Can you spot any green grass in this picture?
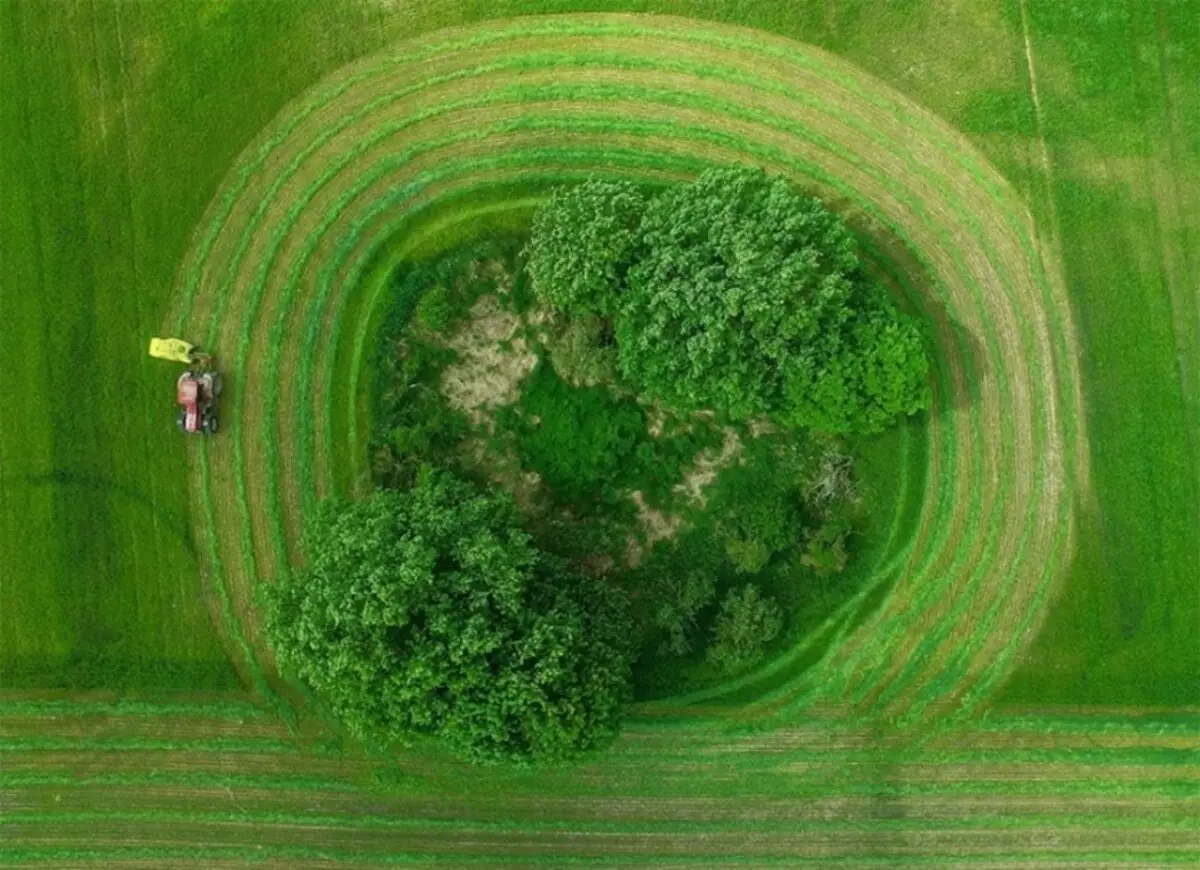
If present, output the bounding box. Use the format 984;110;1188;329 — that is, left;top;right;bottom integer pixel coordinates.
0;0;397;690
2;0;1199;864
0;1;241;689
996;0;1200;707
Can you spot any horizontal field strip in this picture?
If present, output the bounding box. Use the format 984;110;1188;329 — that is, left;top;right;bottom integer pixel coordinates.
4;717;1198;793
3;816;1197;857
0;696;265;720
4;728;1198;862
3;711;1195;781
8;766;1197;803
2;806;1200;840
6;849;1200;869
2;788;1198;829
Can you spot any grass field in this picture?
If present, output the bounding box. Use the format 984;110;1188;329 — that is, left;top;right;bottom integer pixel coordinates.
1;0;1197;865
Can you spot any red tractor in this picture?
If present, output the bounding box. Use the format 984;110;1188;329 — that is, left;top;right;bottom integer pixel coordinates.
148;338;223;436
176;370;222;434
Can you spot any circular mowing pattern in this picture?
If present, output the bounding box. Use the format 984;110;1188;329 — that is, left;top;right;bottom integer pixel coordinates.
167;14;1088;725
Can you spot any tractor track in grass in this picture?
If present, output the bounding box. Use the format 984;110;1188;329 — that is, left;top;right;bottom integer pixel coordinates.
5;780;1198;827
5;816;1198;862
165;14;1085;738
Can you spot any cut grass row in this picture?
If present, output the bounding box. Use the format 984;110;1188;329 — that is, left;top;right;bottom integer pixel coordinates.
4;706;1195;793
4;718;1198;866
0;697;264;720
5;806;1200;836
6;850;1199;868
168;16;1084;727
6;782;1198;825
5;765;1199;801
3;817;1198;866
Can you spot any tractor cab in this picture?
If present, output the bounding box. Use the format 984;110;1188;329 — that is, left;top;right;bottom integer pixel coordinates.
176;371;221;434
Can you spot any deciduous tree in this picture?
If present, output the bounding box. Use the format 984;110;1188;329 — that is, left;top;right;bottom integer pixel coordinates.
527;167;932;434
526;178;646;316
266;468;633;765
707;584;783;673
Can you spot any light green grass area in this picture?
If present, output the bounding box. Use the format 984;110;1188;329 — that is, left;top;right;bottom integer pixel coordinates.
994;0;1200;706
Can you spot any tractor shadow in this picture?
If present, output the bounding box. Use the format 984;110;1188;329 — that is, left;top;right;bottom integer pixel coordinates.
211;363;236;438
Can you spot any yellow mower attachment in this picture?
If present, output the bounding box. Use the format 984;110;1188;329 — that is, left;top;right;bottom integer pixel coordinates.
148;337;211;367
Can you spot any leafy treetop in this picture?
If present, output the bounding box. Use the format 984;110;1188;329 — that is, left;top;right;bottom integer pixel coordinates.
707;584;784;674
526;167;931;434
526;178;646;317
266;468;633;765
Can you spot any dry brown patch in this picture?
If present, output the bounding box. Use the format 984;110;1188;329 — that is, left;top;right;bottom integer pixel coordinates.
674;426;742;506
440;294;537;426
627;490;681;555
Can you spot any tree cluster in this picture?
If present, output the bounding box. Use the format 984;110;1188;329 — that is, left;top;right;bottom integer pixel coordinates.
270;169;930;768
266;469;633;766
525;167;931;434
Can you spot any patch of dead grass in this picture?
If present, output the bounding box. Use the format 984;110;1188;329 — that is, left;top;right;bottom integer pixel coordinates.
673;427;743;507
440;294;537;427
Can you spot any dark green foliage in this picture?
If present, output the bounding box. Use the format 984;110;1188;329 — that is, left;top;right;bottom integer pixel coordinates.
652;571;718;656
618;167;862;421
367;233;877;703
710;453;806;576
500;361;645;503
414;284;456;332
707;584;784;674
704;438;808;574
779;306;932;434
371;333;468;490
526;178;646;316
370;242;519;489
801;516;852;577
545;314;618;387
500;361;718;509
265;469;633;765
528;167;932;434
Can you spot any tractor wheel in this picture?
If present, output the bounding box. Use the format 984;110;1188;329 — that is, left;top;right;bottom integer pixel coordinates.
210;373;223;397
177;410;187;432
205;414;219;434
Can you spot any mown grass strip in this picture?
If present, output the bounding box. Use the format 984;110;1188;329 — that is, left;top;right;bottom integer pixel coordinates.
0;736;300;754
5;806;1199;836
194;447;273;705
0;699;266;720
2;846;1198;867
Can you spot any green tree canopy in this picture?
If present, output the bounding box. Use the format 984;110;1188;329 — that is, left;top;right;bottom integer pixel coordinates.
527;167;932;434
266;469;633;765
526;178;646;316
707;584;784;674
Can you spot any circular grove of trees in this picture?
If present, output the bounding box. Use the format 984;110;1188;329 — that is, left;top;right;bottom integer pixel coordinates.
266;167;932;766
